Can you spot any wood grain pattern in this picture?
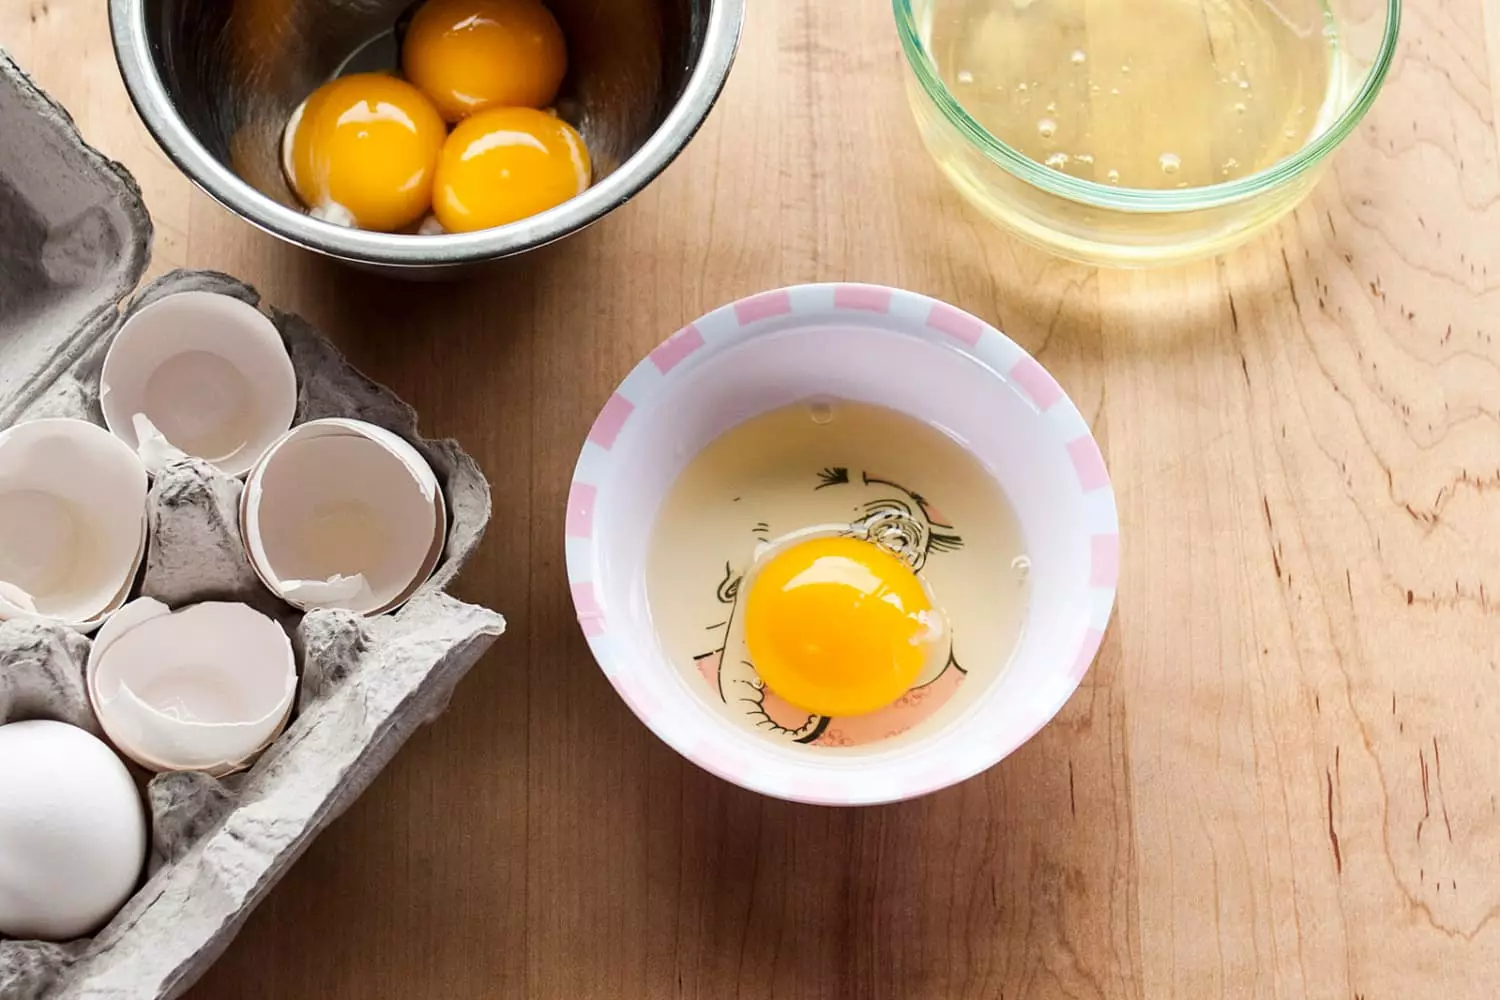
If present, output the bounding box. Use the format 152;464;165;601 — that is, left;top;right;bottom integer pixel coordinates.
5;0;1500;996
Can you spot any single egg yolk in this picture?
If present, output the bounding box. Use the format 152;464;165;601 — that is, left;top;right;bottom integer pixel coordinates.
431;107;591;232
283;73;446;233
744;537;938;718
402;0;568;122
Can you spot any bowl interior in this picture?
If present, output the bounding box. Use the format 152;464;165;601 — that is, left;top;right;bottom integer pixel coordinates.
139;0;705;211
570;286;1119;804
894;0;1401;210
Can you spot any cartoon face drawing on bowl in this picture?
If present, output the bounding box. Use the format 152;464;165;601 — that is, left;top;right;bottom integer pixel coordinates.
692;467;970;748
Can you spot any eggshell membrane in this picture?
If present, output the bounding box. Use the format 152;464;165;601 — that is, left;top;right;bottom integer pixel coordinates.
100;291;297;477
87;598;296;774
241;419;445;615
0;720;148;940
0;418;148;626
132;412;191;472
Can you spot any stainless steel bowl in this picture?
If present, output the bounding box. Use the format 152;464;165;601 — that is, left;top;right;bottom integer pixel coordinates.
109;0;744;275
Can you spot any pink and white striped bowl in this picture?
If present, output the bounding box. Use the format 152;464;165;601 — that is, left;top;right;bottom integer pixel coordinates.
565;284;1117;806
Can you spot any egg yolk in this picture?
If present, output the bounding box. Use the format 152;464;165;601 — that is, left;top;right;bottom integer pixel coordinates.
744;537;938;718
402;0;568;122
431;106;591;232
283;73;447;233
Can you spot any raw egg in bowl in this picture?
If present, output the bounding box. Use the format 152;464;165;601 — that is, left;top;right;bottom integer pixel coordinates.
566;284;1118;806
110;0;746;274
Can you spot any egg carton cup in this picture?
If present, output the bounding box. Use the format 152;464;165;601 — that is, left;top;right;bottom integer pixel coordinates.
0;51;506;999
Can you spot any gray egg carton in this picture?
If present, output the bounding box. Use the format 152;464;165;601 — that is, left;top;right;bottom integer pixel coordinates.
0;51;506;999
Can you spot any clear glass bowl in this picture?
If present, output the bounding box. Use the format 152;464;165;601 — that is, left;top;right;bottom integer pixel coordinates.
894;0;1401;267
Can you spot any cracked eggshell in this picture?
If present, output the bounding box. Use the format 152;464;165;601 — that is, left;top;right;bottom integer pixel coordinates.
100;291;297;477
0;419;148;630
241;419;446;616
86;598;297;774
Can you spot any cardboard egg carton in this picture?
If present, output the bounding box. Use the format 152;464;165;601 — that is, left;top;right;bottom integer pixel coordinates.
0;51;506;999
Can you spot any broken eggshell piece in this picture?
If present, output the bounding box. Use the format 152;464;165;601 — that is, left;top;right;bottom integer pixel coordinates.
241;419;446;616
100;291;298;477
0;419;148;631
87;598;297;774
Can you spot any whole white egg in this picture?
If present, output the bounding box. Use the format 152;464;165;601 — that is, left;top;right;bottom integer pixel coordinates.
0;720;148;940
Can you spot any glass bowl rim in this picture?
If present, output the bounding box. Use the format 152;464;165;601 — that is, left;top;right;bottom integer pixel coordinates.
892;0;1402;213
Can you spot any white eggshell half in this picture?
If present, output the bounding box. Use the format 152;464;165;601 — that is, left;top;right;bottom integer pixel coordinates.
87;598;297;774
100;291;297;477
0;418;148;627
241;419;445;616
0;720;148;941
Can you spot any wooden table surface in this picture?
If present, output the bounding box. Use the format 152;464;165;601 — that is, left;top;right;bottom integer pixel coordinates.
7;0;1500;997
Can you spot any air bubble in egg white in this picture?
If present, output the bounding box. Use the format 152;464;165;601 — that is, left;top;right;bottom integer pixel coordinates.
1010;554;1031;583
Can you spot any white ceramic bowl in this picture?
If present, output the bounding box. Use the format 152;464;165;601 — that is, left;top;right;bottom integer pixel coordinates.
565;283;1118;805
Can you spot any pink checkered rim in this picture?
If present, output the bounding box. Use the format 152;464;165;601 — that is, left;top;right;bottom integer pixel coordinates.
565;284;1118;806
